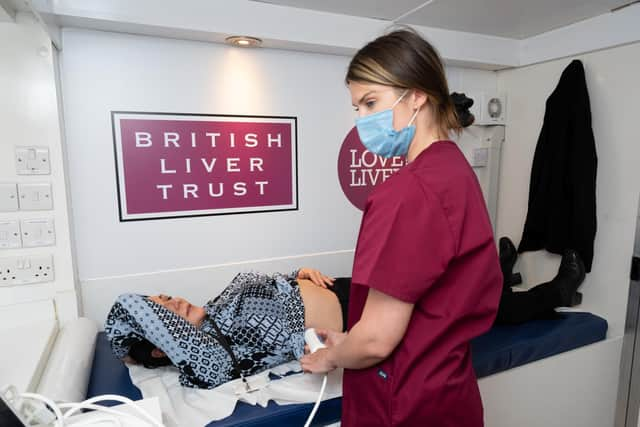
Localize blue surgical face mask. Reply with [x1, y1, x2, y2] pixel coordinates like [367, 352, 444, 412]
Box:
[355, 90, 420, 158]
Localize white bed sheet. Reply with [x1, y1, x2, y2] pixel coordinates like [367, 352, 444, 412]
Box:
[127, 361, 343, 427]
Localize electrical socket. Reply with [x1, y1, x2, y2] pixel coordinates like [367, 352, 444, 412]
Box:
[0, 255, 54, 286]
[0, 221, 22, 249]
[21, 218, 55, 247]
[16, 146, 51, 175]
[17, 183, 53, 210]
[0, 183, 19, 212]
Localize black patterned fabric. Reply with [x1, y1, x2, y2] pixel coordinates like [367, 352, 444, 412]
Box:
[105, 270, 305, 389]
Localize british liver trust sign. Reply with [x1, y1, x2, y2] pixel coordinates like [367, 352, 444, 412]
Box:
[112, 112, 298, 221]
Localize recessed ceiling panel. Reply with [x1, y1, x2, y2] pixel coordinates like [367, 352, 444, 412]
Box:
[249, 0, 427, 21]
[399, 0, 630, 39]
[251, 0, 631, 38]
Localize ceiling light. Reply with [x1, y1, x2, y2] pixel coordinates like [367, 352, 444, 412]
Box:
[225, 36, 263, 48]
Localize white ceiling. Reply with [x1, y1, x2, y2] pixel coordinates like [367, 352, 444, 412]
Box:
[13, 0, 640, 69]
[251, 0, 630, 39]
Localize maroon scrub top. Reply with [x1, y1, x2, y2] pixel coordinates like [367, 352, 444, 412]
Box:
[342, 141, 502, 427]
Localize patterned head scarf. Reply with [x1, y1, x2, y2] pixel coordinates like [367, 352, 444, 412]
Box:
[105, 293, 235, 388]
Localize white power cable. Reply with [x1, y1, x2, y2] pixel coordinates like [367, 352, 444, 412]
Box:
[17, 391, 164, 427]
[20, 392, 64, 427]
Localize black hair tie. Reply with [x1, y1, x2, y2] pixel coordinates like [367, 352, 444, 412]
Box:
[450, 92, 475, 128]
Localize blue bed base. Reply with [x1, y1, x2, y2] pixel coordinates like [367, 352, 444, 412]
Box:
[87, 312, 607, 426]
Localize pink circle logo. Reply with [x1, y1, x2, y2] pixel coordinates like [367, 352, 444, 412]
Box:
[337, 127, 406, 211]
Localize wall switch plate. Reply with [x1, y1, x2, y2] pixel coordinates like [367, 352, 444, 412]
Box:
[17, 183, 53, 210]
[471, 147, 489, 167]
[0, 221, 22, 249]
[0, 183, 19, 212]
[20, 218, 55, 247]
[16, 146, 51, 175]
[0, 255, 54, 286]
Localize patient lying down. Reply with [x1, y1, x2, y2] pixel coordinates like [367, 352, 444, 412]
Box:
[105, 268, 349, 389]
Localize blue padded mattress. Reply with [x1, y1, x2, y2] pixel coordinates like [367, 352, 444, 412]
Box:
[470, 311, 608, 378]
[88, 312, 607, 426]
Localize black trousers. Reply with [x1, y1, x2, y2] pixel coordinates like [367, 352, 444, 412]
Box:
[340, 276, 561, 326]
[495, 281, 562, 325]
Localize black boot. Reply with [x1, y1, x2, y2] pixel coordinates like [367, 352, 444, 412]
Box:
[552, 249, 586, 306]
[499, 237, 522, 288]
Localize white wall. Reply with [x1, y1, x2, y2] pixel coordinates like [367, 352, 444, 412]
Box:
[496, 41, 640, 340]
[493, 45, 640, 425]
[479, 337, 622, 427]
[58, 28, 497, 326]
[0, 13, 79, 324]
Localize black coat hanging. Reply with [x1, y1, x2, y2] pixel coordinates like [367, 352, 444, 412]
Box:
[518, 59, 597, 272]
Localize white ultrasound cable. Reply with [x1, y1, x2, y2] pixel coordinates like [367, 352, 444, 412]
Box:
[303, 374, 327, 427]
[303, 328, 328, 427]
[19, 392, 64, 427]
[17, 391, 164, 427]
[60, 394, 163, 426]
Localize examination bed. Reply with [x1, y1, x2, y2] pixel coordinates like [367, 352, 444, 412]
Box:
[87, 311, 608, 426]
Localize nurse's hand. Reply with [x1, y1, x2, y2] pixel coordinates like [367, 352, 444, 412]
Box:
[297, 267, 335, 288]
[303, 329, 347, 354]
[300, 348, 337, 374]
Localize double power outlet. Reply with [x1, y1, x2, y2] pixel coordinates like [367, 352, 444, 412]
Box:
[0, 255, 54, 286]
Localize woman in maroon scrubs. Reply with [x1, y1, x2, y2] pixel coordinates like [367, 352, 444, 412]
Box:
[300, 29, 502, 426]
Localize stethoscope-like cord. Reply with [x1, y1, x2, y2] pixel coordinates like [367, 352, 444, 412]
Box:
[303, 373, 328, 427]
